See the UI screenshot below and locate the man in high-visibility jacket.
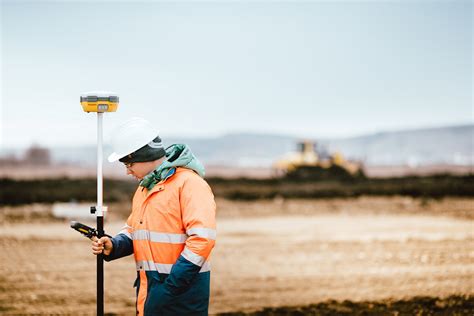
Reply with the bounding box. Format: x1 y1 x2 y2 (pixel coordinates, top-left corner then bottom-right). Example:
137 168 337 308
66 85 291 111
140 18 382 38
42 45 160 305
92 117 216 316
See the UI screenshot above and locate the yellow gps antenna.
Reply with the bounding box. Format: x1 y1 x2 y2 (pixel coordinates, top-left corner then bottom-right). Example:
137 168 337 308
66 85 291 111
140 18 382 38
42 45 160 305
80 91 119 316
80 92 119 113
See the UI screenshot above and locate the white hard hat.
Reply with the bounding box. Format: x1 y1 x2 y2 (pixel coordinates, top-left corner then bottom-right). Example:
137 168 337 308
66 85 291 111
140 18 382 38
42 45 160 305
108 117 160 162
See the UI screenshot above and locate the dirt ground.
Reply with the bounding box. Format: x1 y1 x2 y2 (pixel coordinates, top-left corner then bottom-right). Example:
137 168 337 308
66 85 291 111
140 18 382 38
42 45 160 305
0 196 473 315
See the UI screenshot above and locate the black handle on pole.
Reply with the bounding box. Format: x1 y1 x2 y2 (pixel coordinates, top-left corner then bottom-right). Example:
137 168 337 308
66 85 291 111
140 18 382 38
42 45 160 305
97 214 104 316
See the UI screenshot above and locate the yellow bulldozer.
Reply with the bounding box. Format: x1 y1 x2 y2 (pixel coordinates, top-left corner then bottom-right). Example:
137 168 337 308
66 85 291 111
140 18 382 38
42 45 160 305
273 140 364 180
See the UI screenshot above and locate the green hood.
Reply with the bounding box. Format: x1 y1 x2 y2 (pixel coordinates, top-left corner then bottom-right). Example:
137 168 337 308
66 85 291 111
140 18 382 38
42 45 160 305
140 144 205 190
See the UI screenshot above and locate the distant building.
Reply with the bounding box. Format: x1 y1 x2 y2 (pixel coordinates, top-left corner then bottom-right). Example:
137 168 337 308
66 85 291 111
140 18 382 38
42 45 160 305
23 145 51 165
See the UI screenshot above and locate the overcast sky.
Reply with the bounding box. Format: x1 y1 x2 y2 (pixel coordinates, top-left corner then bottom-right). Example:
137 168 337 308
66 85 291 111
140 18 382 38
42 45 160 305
1 0 472 149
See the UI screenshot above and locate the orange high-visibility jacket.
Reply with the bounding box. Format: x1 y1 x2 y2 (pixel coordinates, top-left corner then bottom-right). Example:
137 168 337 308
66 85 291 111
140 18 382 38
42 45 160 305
105 167 216 315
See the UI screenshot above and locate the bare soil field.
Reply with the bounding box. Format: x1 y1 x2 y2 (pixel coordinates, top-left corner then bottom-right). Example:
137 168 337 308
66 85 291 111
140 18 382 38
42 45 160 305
0 197 473 315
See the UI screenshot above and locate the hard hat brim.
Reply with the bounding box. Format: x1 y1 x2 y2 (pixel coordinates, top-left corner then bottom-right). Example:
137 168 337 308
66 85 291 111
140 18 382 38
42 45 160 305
108 152 124 163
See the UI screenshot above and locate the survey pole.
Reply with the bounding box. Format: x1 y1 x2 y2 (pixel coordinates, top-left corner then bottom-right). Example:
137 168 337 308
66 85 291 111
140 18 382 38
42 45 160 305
80 91 119 316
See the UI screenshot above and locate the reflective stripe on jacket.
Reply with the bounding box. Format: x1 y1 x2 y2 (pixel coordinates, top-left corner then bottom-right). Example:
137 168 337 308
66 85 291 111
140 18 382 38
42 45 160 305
105 167 217 315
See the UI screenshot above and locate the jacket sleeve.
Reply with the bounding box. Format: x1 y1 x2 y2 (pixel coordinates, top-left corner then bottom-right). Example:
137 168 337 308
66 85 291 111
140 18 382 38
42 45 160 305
104 222 134 261
164 174 216 295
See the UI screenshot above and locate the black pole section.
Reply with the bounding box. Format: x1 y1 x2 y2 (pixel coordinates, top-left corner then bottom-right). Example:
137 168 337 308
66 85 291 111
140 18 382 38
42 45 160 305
97 214 104 316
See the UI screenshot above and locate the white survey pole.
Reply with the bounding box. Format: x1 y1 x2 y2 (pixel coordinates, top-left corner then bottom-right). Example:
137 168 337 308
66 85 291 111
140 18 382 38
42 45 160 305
97 112 103 216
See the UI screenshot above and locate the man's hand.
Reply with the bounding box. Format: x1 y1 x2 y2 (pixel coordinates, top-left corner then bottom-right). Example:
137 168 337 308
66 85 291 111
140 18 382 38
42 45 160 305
91 236 113 256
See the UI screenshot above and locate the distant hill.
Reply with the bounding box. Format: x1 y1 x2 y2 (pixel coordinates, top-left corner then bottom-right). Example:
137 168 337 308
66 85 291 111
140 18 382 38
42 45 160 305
325 124 473 166
167 124 474 166
165 133 297 167
2 124 472 167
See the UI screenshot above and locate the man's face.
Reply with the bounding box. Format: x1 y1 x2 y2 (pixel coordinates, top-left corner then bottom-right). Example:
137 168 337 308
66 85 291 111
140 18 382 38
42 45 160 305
125 161 155 180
